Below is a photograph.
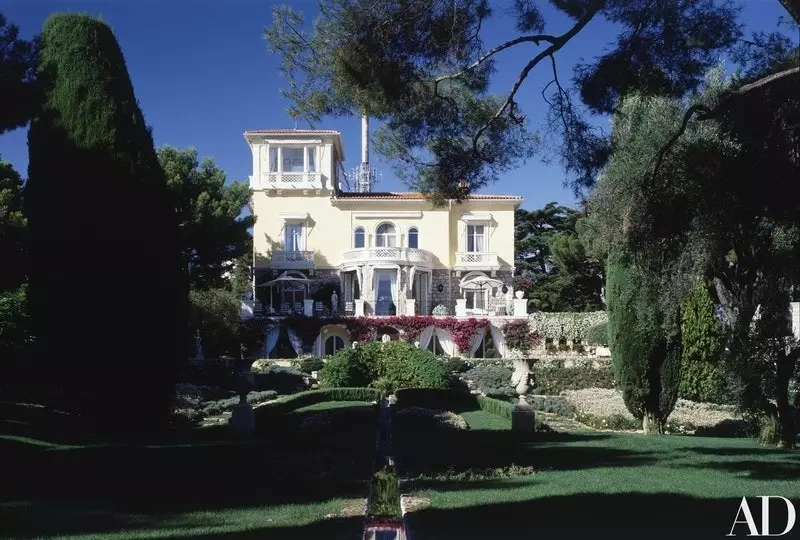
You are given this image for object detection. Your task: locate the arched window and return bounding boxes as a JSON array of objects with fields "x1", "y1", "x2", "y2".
[
  {"x1": 325, "y1": 335, "x2": 345, "y2": 355},
  {"x1": 408, "y1": 227, "x2": 419, "y2": 249},
  {"x1": 376, "y1": 223, "x2": 397, "y2": 247},
  {"x1": 354, "y1": 226, "x2": 365, "y2": 248}
]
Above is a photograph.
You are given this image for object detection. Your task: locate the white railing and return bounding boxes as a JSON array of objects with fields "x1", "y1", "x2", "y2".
[
  {"x1": 252, "y1": 172, "x2": 325, "y2": 189},
  {"x1": 455, "y1": 251, "x2": 499, "y2": 268},
  {"x1": 341, "y1": 247, "x2": 433, "y2": 266},
  {"x1": 270, "y1": 250, "x2": 315, "y2": 269}
]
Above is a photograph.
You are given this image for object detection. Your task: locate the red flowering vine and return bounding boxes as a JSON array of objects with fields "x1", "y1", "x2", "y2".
[
  {"x1": 501, "y1": 319, "x2": 541, "y2": 352},
  {"x1": 239, "y1": 315, "x2": 496, "y2": 355}
]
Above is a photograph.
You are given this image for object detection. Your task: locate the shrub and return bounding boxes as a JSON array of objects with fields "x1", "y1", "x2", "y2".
[
  {"x1": 476, "y1": 395, "x2": 515, "y2": 420},
  {"x1": 254, "y1": 365, "x2": 308, "y2": 394},
  {"x1": 530, "y1": 395, "x2": 577, "y2": 417},
  {"x1": 557, "y1": 342, "x2": 570, "y2": 352},
  {"x1": 444, "y1": 357, "x2": 471, "y2": 373},
  {"x1": 299, "y1": 356, "x2": 325, "y2": 374},
  {"x1": 586, "y1": 322, "x2": 609, "y2": 347},
  {"x1": 320, "y1": 347, "x2": 377, "y2": 388},
  {"x1": 432, "y1": 304, "x2": 449, "y2": 316},
  {"x1": 464, "y1": 365, "x2": 515, "y2": 397},
  {"x1": 382, "y1": 345, "x2": 448, "y2": 394},
  {"x1": 189, "y1": 287, "x2": 240, "y2": 358},
  {"x1": 532, "y1": 362, "x2": 615, "y2": 394},
  {"x1": 679, "y1": 280, "x2": 725, "y2": 403},
  {"x1": 321, "y1": 341, "x2": 447, "y2": 394}
]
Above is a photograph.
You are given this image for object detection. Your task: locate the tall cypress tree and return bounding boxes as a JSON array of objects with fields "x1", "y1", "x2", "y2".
[
  {"x1": 25, "y1": 14, "x2": 186, "y2": 432},
  {"x1": 606, "y1": 252, "x2": 682, "y2": 434}
]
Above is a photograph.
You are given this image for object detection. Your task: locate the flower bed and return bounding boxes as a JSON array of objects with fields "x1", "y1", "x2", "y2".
[
  {"x1": 563, "y1": 388, "x2": 741, "y2": 433},
  {"x1": 394, "y1": 406, "x2": 468, "y2": 430}
]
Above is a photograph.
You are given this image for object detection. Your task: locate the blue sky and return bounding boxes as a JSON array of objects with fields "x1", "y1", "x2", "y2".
[{"x1": 0, "y1": 0, "x2": 794, "y2": 211}]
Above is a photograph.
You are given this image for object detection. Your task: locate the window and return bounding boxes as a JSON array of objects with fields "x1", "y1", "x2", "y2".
[
  {"x1": 376, "y1": 223, "x2": 397, "y2": 247},
  {"x1": 408, "y1": 227, "x2": 419, "y2": 249},
  {"x1": 465, "y1": 289, "x2": 487, "y2": 311},
  {"x1": 324, "y1": 335, "x2": 345, "y2": 355},
  {"x1": 282, "y1": 148, "x2": 304, "y2": 172},
  {"x1": 307, "y1": 147, "x2": 316, "y2": 172},
  {"x1": 354, "y1": 227, "x2": 365, "y2": 248},
  {"x1": 467, "y1": 224, "x2": 485, "y2": 252},
  {"x1": 267, "y1": 146, "x2": 318, "y2": 173},
  {"x1": 284, "y1": 223, "x2": 303, "y2": 251}
]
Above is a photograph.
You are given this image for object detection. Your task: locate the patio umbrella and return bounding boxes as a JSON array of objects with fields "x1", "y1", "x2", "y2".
[
  {"x1": 459, "y1": 276, "x2": 504, "y2": 291},
  {"x1": 258, "y1": 271, "x2": 313, "y2": 287},
  {"x1": 257, "y1": 271, "x2": 313, "y2": 314}
]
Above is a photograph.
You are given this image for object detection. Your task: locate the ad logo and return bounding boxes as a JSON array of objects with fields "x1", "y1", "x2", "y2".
[{"x1": 727, "y1": 497, "x2": 796, "y2": 537}]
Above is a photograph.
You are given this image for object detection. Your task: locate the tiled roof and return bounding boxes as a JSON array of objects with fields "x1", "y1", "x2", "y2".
[
  {"x1": 336, "y1": 191, "x2": 521, "y2": 200},
  {"x1": 244, "y1": 129, "x2": 341, "y2": 135}
]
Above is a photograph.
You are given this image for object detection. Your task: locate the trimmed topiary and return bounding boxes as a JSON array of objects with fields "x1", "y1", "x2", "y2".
[
  {"x1": 587, "y1": 322, "x2": 609, "y2": 347},
  {"x1": 25, "y1": 14, "x2": 186, "y2": 431}
]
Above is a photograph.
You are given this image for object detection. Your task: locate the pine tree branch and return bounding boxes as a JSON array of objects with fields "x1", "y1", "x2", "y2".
[
  {"x1": 435, "y1": 34, "x2": 558, "y2": 82},
  {"x1": 471, "y1": 4, "x2": 600, "y2": 155}
]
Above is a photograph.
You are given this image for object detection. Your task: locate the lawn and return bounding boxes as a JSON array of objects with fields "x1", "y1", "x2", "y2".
[
  {"x1": 394, "y1": 405, "x2": 800, "y2": 540},
  {"x1": 0, "y1": 400, "x2": 378, "y2": 539}
]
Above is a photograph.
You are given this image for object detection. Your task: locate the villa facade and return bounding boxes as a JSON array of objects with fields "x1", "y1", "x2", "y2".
[{"x1": 242, "y1": 128, "x2": 528, "y2": 358}]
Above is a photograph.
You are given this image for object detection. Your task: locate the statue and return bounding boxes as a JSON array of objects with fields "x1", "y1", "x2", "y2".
[
  {"x1": 381, "y1": 333, "x2": 391, "y2": 343},
  {"x1": 505, "y1": 288, "x2": 514, "y2": 316},
  {"x1": 331, "y1": 290, "x2": 339, "y2": 314}
]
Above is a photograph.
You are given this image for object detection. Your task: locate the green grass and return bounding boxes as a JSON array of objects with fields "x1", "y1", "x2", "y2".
[
  {"x1": 459, "y1": 410, "x2": 511, "y2": 430},
  {"x1": 394, "y1": 411, "x2": 800, "y2": 540},
  {"x1": 0, "y1": 400, "x2": 378, "y2": 539},
  {"x1": 293, "y1": 400, "x2": 374, "y2": 413}
]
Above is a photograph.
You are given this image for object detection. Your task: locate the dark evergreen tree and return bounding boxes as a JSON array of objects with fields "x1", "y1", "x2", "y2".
[
  {"x1": 24, "y1": 14, "x2": 186, "y2": 432},
  {"x1": 607, "y1": 253, "x2": 681, "y2": 434}
]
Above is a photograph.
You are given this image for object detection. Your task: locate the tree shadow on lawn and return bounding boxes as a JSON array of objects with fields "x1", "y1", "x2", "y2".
[
  {"x1": 686, "y1": 460, "x2": 800, "y2": 481},
  {"x1": 405, "y1": 493, "x2": 760, "y2": 540},
  {"x1": 393, "y1": 427, "x2": 658, "y2": 477},
  {"x1": 0, "y1": 405, "x2": 378, "y2": 539}
]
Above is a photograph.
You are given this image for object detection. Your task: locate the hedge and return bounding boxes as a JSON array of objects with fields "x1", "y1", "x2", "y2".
[
  {"x1": 533, "y1": 362, "x2": 615, "y2": 394},
  {"x1": 254, "y1": 387, "x2": 381, "y2": 423},
  {"x1": 393, "y1": 388, "x2": 515, "y2": 421}
]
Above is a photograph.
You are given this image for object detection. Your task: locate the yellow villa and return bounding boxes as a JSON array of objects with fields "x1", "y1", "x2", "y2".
[{"x1": 242, "y1": 128, "x2": 528, "y2": 358}]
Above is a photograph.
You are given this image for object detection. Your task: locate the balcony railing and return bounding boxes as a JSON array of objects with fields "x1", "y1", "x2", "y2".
[
  {"x1": 455, "y1": 251, "x2": 499, "y2": 269},
  {"x1": 269, "y1": 250, "x2": 315, "y2": 269},
  {"x1": 340, "y1": 247, "x2": 433, "y2": 267},
  {"x1": 250, "y1": 172, "x2": 326, "y2": 189}
]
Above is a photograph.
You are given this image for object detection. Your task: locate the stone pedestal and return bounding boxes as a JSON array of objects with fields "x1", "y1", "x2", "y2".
[
  {"x1": 455, "y1": 299, "x2": 467, "y2": 317},
  {"x1": 513, "y1": 298, "x2": 528, "y2": 317},
  {"x1": 303, "y1": 299, "x2": 314, "y2": 317},
  {"x1": 355, "y1": 299, "x2": 365, "y2": 317},
  {"x1": 229, "y1": 398, "x2": 255, "y2": 435},
  {"x1": 512, "y1": 396, "x2": 535, "y2": 432},
  {"x1": 405, "y1": 299, "x2": 416, "y2": 316}
]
